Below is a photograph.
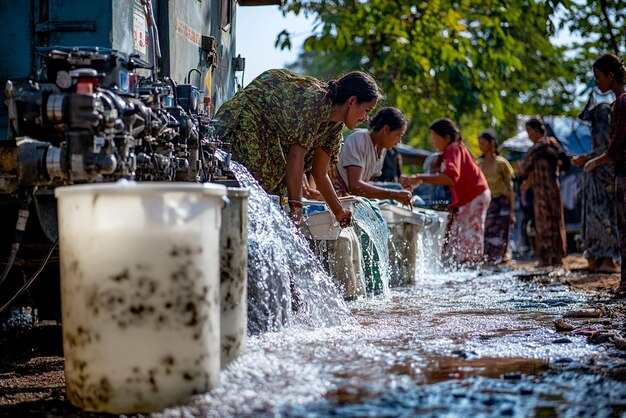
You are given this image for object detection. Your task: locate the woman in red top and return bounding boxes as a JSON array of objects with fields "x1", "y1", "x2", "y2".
[
  {"x1": 403, "y1": 118, "x2": 491, "y2": 266},
  {"x1": 585, "y1": 53, "x2": 626, "y2": 297}
]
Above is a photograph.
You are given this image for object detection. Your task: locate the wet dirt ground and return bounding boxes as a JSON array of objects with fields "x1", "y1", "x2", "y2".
[{"x1": 1, "y1": 254, "x2": 626, "y2": 417}]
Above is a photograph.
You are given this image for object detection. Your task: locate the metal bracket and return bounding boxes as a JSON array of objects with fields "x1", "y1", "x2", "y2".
[{"x1": 201, "y1": 36, "x2": 218, "y2": 69}]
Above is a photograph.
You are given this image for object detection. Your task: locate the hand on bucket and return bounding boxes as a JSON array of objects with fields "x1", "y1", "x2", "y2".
[
  {"x1": 334, "y1": 208, "x2": 353, "y2": 228},
  {"x1": 391, "y1": 189, "x2": 413, "y2": 206},
  {"x1": 288, "y1": 204, "x2": 303, "y2": 228}
]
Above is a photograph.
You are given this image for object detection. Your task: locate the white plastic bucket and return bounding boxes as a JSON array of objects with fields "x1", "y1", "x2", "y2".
[
  {"x1": 55, "y1": 181, "x2": 226, "y2": 414},
  {"x1": 302, "y1": 210, "x2": 342, "y2": 240}
]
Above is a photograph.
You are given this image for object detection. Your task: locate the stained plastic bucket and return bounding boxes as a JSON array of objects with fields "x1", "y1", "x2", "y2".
[{"x1": 55, "y1": 181, "x2": 226, "y2": 413}]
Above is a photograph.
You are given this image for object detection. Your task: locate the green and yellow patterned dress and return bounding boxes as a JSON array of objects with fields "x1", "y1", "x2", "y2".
[{"x1": 214, "y1": 69, "x2": 344, "y2": 196}]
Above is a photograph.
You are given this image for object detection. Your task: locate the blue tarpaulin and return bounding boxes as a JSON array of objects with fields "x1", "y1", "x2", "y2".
[{"x1": 501, "y1": 116, "x2": 592, "y2": 156}]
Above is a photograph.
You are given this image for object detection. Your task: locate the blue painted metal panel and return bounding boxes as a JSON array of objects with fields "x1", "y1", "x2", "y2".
[
  {"x1": 160, "y1": 0, "x2": 236, "y2": 110},
  {"x1": 0, "y1": 2, "x2": 34, "y2": 79},
  {"x1": 45, "y1": 0, "x2": 112, "y2": 49}
]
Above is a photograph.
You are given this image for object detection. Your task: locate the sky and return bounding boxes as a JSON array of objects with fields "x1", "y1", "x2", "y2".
[{"x1": 236, "y1": 5, "x2": 313, "y2": 86}]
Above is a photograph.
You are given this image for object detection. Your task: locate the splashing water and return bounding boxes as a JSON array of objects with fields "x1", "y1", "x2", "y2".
[
  {"x1": 414, "y1": 209, "x2": 448, "y2": 278},
  {"x1": 158, "y1": 268, "x2": 623, "y2": 418},
  {"x1": 351, "y1": 199, "x2": 391, "y2": 295},
  {"x1": 230, "y1": 162, "x2": 353, "y2": 334}
]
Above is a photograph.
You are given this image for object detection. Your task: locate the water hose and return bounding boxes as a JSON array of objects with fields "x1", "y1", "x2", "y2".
[{"x1": 0, "y1": 240, "x2": 57, "y2": 315}]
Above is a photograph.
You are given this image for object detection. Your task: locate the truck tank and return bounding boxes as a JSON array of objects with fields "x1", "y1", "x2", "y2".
[{"x1": 0, "y1": 0, "x2": 274, "y2": 323}]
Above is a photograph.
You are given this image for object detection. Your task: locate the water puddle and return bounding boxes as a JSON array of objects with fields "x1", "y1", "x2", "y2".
[
  {"x1": 422, "y1": 356, "x2": 548, "y2": 383},
  {"x1": 153, "y1": 268, "x2": 626, "y2": 417}
]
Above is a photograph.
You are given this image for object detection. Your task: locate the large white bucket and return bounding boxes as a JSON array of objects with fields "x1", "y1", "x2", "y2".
[{"x1": 55, "y1": 181, "x2": 226, "y2": 414}]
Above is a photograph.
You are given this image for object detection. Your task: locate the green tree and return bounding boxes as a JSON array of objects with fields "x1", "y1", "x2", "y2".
[
  {"x1": 280, "y1": 0, "x2": 577, "y2": 151},
  {"x1": 559, "y1": 0, "x2": 626, "y2": 89}
]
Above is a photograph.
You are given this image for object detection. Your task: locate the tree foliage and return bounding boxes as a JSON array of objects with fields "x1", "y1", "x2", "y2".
[
  {"x1": 277, "y1": 0, "x2": 608, "y2": 150},
  {"x1": 559, "y1": 0, "x2": 626, "y2": 89}
]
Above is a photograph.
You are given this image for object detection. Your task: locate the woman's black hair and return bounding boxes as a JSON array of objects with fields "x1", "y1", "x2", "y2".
[
  {"x1": 327, "y1": 71, "x2": 384, "y2": 104},
  {"x1": 369, "y1": 107, "x2": 408, "y2": 132},
  {"x1": 593, "y1": 53, "x2": 626, "y2": 85},
  {"x1": 429, "y1": 118, "x2": 461, "y2": 143},
  {"x1": 525, "y1": 117, "x2": 546, "y2": 135},
  {"x1": 478, "y1": 130, "x2": 499, "y2": 156}
]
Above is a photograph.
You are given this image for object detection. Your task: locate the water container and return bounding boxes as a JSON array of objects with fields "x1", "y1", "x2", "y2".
[
  {"x1": 55, "y1": 181, "x2": 226, "y2": 414},
  {"x1": 296, "y1": 200, "x2": 340, "y2": 240},
  {"x1": 325, "y1": 227, "x2": 366, "y2": 299},
  {"x1": 220, "y1": 187, "x2": 249, "y2": 367},
  {"x1": 379, "y1": 203, "x2": 424, "y2": 286},
  {"x1": 302, "y1": 210, "x2": 342, "y2": 240}
]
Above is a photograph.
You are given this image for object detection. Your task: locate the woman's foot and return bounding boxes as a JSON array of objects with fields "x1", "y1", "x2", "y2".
[
  {"x1": 580, "y1": 256, "x2": 597, "y2": 271},
  {"x1": 537, "y1": 257, "x2": 563, "y2": 268}
]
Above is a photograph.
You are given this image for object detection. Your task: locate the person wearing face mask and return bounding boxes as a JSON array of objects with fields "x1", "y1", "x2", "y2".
[
  {"x1": 214, "y1": 69, "x2": 382, "y2": 227},
  {"x1": 329, "y1": 107, "x2": 413, "y2": 206},
  {"x1": 402, "y1": 118, "x2": 491, "y2": 266}
]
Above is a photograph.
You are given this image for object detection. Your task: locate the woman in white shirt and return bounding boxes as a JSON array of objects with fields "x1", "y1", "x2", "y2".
[{"x1": 330, "y1": 107, "x2": 413, "y2": 205}]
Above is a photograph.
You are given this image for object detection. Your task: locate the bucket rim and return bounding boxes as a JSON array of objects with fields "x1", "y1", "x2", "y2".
[{"x1": 54, "y1": 181, "x2": 227, "y2": 197}]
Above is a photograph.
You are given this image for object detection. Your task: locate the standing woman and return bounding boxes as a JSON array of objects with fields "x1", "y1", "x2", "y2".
[
  {"x1": 402, "y1": 118, "x2": 491, "y2": 266},
  {"x1": 518, "y1": 118, "x2": 569, "y2": 267},
  {"x1": 214, "y1": 69, "x2": 383, "y2": 226},
  {"x1": 573, "y1": 95, "x2": 619, "y2": 273},
  {"x1": 478, "y1": 132, "x2": 516, "y2": 264},
  {"x1": 585, "y1": 53, "x2": 626, "y2": 297}
]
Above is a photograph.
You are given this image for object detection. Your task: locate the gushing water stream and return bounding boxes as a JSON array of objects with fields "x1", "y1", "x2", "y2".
[
  {"x1": 351, "y1": 199, "x2": 391, "y2": 295},
  {"x1": 230, "y1": 163, "x2": 352, "y2": 334}
]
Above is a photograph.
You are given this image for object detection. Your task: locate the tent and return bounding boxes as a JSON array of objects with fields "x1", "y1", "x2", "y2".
[{"x1": 500, "y1": 116, "x2": 592, "y2": 156}]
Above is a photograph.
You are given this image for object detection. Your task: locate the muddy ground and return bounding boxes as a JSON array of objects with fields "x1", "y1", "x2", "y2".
[{"x1": 0, "y1": 254, "x2": 625, "y2": 417}]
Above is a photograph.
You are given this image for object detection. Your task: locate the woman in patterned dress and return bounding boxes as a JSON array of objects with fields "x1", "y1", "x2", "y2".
[
  {"x1": 402, "y1": 118, "x2": 491, "y2": 267},
  {"x1": 518, "y1": 118, "x2": 569, "y2": 267},
  {"x1": 214, "y1": 69, "x2": 383, "y2": 227},
  {"x1": 573, "y1": 94, "x2": 619, "y2": 273},
  {"x1": 584, "y1": 53, "x2": 626, "y2": 297}
]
